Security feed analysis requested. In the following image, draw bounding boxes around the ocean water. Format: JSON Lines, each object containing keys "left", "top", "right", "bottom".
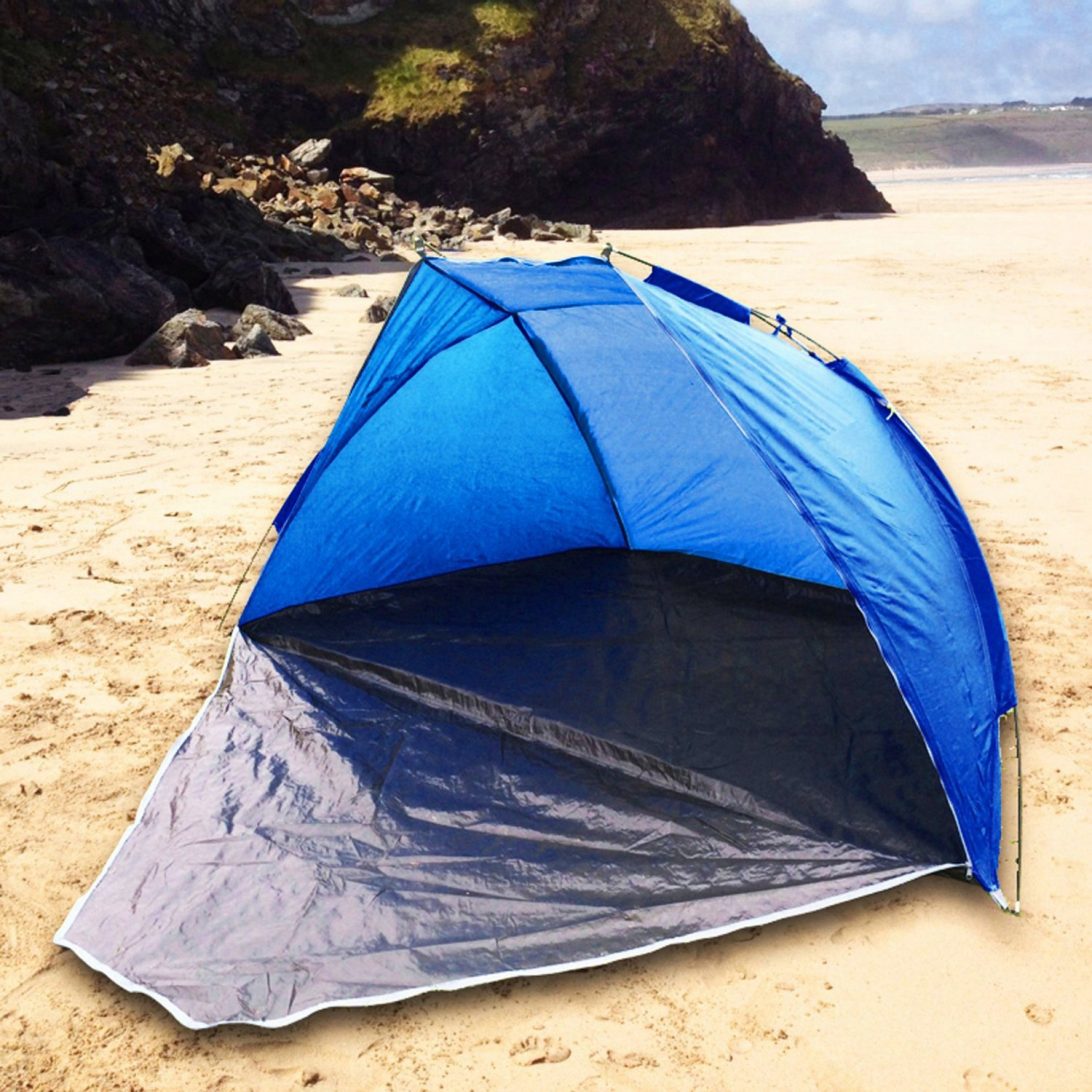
{"left": 873, "top": 164, "right": 1092, "bottom": 185}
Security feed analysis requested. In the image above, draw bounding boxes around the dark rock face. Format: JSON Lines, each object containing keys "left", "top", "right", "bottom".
{"left": 0, "top": 89, "right": 40, "bottom": 212}
{"left": 194, "top": 257, "right": 297, "bottom": 315}
{"left": 0, "top": 230, "right": 176, "bottom": 367}
{"left": 82, "top": 0, "right": 301, "bottom": 56}
{"left": 331, "top": 0, "right": 889, "bottom": 227}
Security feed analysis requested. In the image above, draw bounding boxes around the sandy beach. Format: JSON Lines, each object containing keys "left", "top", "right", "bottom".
{"left": 2, "top": 169, "right": 1090, "bottom": 1090}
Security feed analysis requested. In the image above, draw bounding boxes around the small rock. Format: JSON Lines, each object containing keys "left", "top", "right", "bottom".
{"left": 287, "top": 137, "right": 332, "bottom": 169}
{"left": 308, "top": 266, "right": 332, "bottom": 276}
{"left": 550, "top": 221, "right": 597, "bottom": 242}
{"left": 334, "top": 283, "right": 369, "bottom": 298}
{"left": 465, "top": 222, "right": 495, "bottom": 242}
{"left": 212, "top": 176, "right": 259, "bottom": 200}
{"left": 305, "top": 168, "right": 330, "bottom": 185}
{"left": 531, "top": 230, "right": 565, "bottom": 242}
{"left": 497, "top": 214, "right": 533, "bottom": 240}
{"left": 126, "top": 309, "right": 234, "bottom": 368}
{"left": 301, "top": 1071, "right": 321, "bottom": 1087}
{"left": 234, "top": 325, "right": 279, "bottom": 358}
{"left": 43, "top": 406, "right": 71, "bottom": 417}
{"left": 365, "top": 295, "right": 396, "bottom": 322}
{"left": 229, "top": 304, "right": 311, "bottom": 342}
{"left": 340, "top": 166, "right": 394, "bottom": 189}
{"left": 313, "top": 185, "right": 342, "bottom": 211}
{"left": 153, "top": 143, "right": 199, "bottom": 184}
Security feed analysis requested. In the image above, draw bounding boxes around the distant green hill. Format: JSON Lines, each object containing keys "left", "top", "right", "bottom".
{"left": 826, "top": 109, "right": 1092, "bottom": 171}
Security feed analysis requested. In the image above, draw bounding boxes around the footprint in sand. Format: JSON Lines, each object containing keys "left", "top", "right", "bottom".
{"left": 605, "top": 1049, "right": 659, "bottom": 1069}
{"left": 963, "top": 1068, "right": 1017, "bottom": 1091}
{"left": 1024, "top": 1002, "right": 1054, "bottom": 1025}
{"left": 509, "top": 1036, "right": 571, "bottom": 1066}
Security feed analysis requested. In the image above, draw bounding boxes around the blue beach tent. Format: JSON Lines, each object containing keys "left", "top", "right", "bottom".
{"left": 56, "top": 255, "right": 1016, "bottom": 1028}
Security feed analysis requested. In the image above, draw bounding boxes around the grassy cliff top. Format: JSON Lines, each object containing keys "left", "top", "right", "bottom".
{"left": 208, "top": 0, "right": 746, "bottom": 123}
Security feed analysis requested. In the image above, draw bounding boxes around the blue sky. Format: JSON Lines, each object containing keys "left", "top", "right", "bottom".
{"left": 733, "top": 0, "right": 1092, "bottom": 114}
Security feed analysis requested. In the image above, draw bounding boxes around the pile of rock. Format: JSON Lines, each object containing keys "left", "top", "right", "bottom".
{"left": 166, "top": 138, "right": 597, "bottom": 258}
{"left": 123, "top": 305, "right": 311, "bottom": 368}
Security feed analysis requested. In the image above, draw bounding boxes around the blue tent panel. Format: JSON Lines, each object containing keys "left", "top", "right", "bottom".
{"left": 275, "top": 261, "right": 505, "bottom": 531}
{"left": 521, "top": 303, "right": 843, "bottom": 587}
{"left": 244, "top": 316, "right": 624, "bottom": 621}
{"left": 625, "top": 271, "right": 1013, "bottom": 889}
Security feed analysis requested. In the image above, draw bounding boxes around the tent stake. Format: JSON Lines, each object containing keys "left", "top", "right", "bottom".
{"left": 218, "top": 522, "right": 273, "bottom": 631}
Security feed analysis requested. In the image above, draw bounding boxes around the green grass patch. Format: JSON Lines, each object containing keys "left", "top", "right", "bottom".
{"left": 473, "top": 2, "right": 536, "bottom": 42}
{"left": 366, "top": 46, "right": 474, "bottom": 122}
{"left": 207, "top": 0, "right": 538, "bottom": 123}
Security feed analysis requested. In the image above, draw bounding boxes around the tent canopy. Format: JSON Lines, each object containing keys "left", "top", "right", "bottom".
{"left": 56, "top": 256, "right": 1015, "bottom": 1028}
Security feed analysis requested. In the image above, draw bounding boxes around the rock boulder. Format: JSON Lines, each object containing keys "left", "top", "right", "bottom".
{"left": 125, "top": 309, "right": 235, "bottom": 367}
{"left": 228, "top": 304, "right": 311, "bottom": 342}
{"left": 195, "top": 258, "right": 297, "bottom": 314}
{"left": 0, "top": 230, "right": 176, "bottom": 367}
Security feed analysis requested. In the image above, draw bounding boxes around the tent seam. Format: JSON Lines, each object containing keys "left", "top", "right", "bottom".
{"left": 511, "top": 313, "right": 632, "bottom": 549}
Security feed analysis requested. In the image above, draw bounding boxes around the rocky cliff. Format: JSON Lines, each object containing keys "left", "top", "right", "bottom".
{"left": 2, "top": 0, "right": 887, "bottom": 227}
{"left": 1, "top": 0, "right": 888, "bottom": 366}
{"left": 319, "top": 0, "right": 889, "bottom": 226}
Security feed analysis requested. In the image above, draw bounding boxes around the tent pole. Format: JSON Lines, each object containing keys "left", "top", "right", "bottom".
{"left": 218, "top": 522, "right": 274, "bottom": 631}
{"left": 601, "top": 242, "right": 654, "bottom": 269}
{"left": 1013, "top": 707, "right": 1024, "bottom": 915}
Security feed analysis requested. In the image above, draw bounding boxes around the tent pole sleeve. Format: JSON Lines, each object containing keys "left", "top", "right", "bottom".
{"left": 512, "top": 315, "right": 631, "bottom": 549}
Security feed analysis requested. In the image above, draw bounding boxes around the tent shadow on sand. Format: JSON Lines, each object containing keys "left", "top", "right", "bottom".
{"left": 55, "top": 254, "right": 1017, "bottom": 1028}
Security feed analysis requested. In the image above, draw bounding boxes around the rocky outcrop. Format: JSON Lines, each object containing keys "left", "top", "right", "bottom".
{"left": 326, "top": 0, "right": 889, "bottom": 226}
{"left": 4, "top": 1, "right": 884, "bottom": 231}
{"left": 193, "top": 257, "right": 296, "bottom": 315}
{"left": 0, "top": 230, "right": 176, "bottom": 367}
{"left": 0, "top": 0, "right": 887, "bottom": 369}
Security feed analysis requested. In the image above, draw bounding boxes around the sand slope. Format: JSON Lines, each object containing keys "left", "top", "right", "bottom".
{"left": 1, "top": 174, "right": 1090, "bottom": 1090}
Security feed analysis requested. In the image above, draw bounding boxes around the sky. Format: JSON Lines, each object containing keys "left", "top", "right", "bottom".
{"left": 733, "top": 0, "right": 1092, "bottom": 115}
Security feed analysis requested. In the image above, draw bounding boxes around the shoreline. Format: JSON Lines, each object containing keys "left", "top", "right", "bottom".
{"left": 866, "top": 162, "right": 1092, "bottom": 184}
